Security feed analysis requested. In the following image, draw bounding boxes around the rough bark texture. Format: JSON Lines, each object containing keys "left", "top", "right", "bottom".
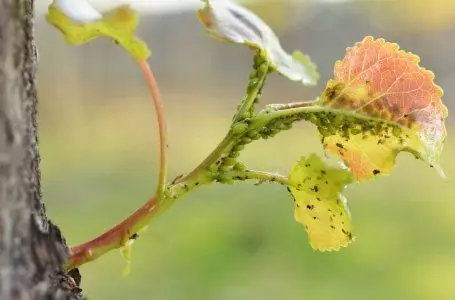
{"left": 0, "top": 0, "right": 82, "bottom": 299}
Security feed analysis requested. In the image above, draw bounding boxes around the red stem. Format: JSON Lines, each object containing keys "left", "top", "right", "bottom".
{"left": 138, "top": 59, "right": 168, "bottom": 195}
{"left": 68, "top": 196, "right": 159, "bottom": 269}
{"left": 67, "top": 59, "right": 169, "bottom": 269}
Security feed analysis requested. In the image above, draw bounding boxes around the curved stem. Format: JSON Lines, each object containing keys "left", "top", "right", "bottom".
{"left": 68, "top": 60, "right": 169, "bottom": 269}
{"left": 138, "top": 59, "right": 168, "bottom": 196}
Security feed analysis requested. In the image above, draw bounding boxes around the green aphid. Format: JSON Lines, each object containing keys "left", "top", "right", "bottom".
{"left": 233, "top": 163, "right": 246, "bottom": 171}
{"left": 232, "top": 122, "right": 249, "bottom": 135}
{"left": 223, "top": 158, "right": 237, "bottom": 166}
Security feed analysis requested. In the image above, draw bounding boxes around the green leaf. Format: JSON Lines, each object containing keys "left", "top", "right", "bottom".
{"left": 288, "top": 154, "right": 354, "bottom": 251}
{"left": 198, "top": 0, "right": 319, "bottom": 86}
{"left": 305, "top": 37, "right": 447, "bottom": 180}
{"left": 46, "top": 4, "right": 151, "bottom": 60}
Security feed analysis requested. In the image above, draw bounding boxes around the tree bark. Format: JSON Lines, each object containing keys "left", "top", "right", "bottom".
{"left": 0, "top": 0, "right": 82, "bottom": 298}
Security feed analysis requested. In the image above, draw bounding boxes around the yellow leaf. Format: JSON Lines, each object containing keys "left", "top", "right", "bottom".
{"left": 46, "top": 3, "right": 151, "bottom": 60}
{"left": 288, "top": 154, "right": 354, "bottom": 251}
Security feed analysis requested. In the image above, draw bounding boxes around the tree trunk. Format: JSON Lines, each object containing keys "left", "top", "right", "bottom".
{"left": 0, "top": 0, "right": 82, "bottom": 298}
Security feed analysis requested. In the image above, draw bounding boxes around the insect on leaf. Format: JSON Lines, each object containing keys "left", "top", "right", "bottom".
{"left": 288, "top": 154, "right": 354, "bottom": 251}
{"left": 46, "top": 3, "right": 151, "bottom": 60}
{"left": 198, "top": 0, "right": 319, "bottom": 86}
{"left": 308, "top": 36, "right": 447, "bottom": 180}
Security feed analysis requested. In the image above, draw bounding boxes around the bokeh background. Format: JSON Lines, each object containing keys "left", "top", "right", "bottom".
{"left": 35, "top": 0, "right": 454, "bottom": 299}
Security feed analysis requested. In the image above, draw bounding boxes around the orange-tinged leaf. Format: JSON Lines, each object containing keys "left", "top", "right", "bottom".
{"left": 316, "top": 36, "right": 447, "bottom": 180}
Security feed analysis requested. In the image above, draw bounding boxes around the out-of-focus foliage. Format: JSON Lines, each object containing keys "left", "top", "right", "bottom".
{"left": 242, "top": 0, "right": 310, "bottom": 32}
{"left": 360, "top": 0, "right": 455, "bottom": 32}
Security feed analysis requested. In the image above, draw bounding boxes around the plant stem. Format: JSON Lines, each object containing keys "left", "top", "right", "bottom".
{"left": 67, "top": 171, "right": 211, "bottom": 270}
{"left": 253, "top": 103, "right": 387, "bottom": 130}
{"left": 67, "top": 100, "right": 326, "bottom": 269}
{"left": 68, "top": 196, "right": 159, "bottom": 269}
{"left": 176, "top": 133, "right": 235, "bottom": 184}
{"left": 68, "top": 60, "right": 170, "bottom": 270}
{"left": 254, "top": 103, "right": 320, "bottom": 125}
{"left": 138, "top": 59, "right": 168, "bottom": 196}
{"left": 66, "top": 168, "right": 290, "bottom": 269}
{"left": 233, "top": 56, "right": 269, "bottom": 122}
{"left": 264, "top": 100, "right": 319, "bottom": 111}
{"left": 176, "top": 57, "right": 270, "bottom": 185}
{"left": 66, "top": 58, "right": 274, "bottom": 270}
{"left": 232, "top": 170, "right": 290, "bottom": 186}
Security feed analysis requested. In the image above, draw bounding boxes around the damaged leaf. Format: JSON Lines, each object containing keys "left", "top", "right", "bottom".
{"left": 288, "top": 154, "right": 354, "bottom": 251}
{"left": 307, "top": 37, "right": 447, "bottom": 180}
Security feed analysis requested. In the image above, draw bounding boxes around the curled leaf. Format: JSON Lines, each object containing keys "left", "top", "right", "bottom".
{"left": 198, "top": 0, "right": 319, "bottom": 86}
{"left": 46, "top": 3, "right": 151, "bottom": 60}
{"left": 288, "top": 154, "right": 354, "bottom": 251}
{"left": 309, "top": 36, "right": 447, "bottom": 180}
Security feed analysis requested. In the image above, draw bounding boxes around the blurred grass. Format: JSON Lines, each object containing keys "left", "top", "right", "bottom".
{"left": 40, "top": 96, "right": 455, "bottom": 300}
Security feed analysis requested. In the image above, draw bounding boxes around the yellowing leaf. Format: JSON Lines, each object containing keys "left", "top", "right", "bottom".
{"left": 198, "top": 0, "right": 319, "bottom": 86}
{"left": 46, "top": 3, "right": 151, "bottom": 60}
{"left": 288, "top": 154, "right": 354, "bottom": 251}
{"left": 310, "top": 36, "right": 447, "bottom": 180}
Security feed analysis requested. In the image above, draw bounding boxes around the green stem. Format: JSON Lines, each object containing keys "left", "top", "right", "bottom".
{"left": 67, "top": 55, "right": 273, "bottom": 270}
{"left": 263, "top": 100, "right": 320, "bottom": 111}
{"left": 176, "top": 56, "right": 270, "bottom": 185}
{"left": 253, "top": 103, "right": 320, "bottom": 127}
{"left": 176, "top": 133, "right": 235, "bottom": 184}
{"left": 67, "top": 168, "right": 292, "bottom": 269}
{"left": 232, "top": 170, "right": 290, "bottom": 186}
{"left": 233, "top": 54, "right": 269, "bottom": 122}
{"left": 252, "top": 102, "right": 388, "bottom": 130}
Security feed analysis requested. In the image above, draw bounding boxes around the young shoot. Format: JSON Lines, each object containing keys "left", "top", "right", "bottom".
{"left": 46, "top": 0, "right": 447, "bottom": 271}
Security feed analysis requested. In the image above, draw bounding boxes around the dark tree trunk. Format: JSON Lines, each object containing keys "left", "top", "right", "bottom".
{"left": 0, "top": 0, "right": 82, "bottom": 298}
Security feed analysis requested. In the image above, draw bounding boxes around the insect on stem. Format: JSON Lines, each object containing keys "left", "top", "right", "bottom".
{"left": 138, "top": 59, "right": 168, "bottom": 196}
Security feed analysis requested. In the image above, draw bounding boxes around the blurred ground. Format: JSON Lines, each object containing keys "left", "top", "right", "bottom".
{"left": 36, "top": 1, "right": 455, "bottom": 299}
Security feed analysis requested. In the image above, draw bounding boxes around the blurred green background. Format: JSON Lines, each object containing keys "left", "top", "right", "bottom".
{"left": 35, "top": 0, "right": 454, "bottom": 299}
